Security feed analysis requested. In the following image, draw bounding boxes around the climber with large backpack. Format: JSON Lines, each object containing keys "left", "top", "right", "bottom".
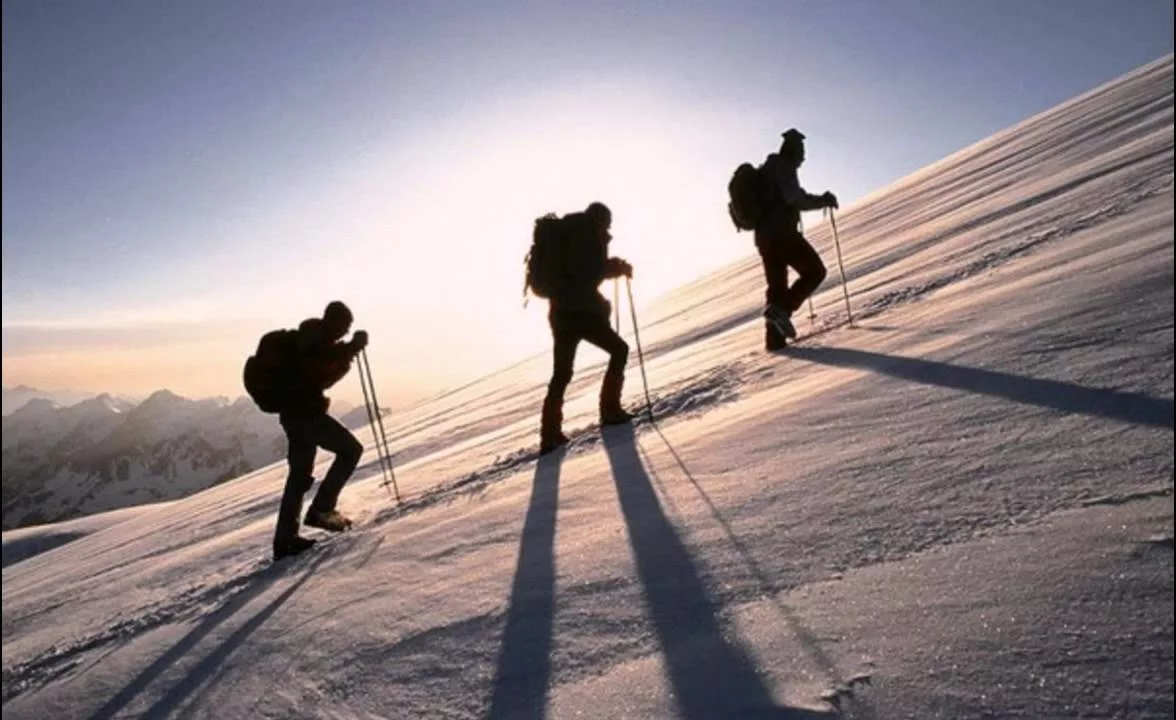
{"left": 524, "top": 201, "right": 635, "bottom": 455}
{"left": 728, "top": 128, "right": 839, "bottom": 350}
{"left": 243, "top": 300, "right": 369, "bottom": 560}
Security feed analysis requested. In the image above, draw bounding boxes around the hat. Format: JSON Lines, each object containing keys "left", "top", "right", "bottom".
{"left": 585, "top": 201, "right": 612, "bottom": 227}
{"left": 323, "top": 300, "right": 353, "bottom": 324}
{"left": 781, "top": 128, "right": 806, "bottom": 144}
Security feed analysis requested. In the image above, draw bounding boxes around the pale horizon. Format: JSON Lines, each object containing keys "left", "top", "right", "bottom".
{"left": 4, "top": 0, "right": 1173, "bottom": 408}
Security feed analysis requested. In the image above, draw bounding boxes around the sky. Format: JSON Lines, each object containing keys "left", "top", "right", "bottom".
{"left": 3, "top": 0, "right": 1173, "bottom": 408}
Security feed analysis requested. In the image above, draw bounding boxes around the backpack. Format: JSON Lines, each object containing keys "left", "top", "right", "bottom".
{"left": 727, "top": 159, "right": 773, "bottom": 231}
{"left": 523, "top": 213, "right": 569, "bottom": 302}
{"left": 242, "top": 329, "right": 300, "bottom": 413}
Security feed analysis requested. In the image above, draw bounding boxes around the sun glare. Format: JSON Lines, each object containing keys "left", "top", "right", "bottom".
{"left": 329, "top": 99, "right": 741, "bottom": 400}
{"left": 3, "top": 85, "right": 755, "bottom": 407}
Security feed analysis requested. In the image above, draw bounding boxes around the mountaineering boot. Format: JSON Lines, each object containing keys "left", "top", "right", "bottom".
{"left": 304, "top": 507, "right": 353, "bottom": 532}
{"left": 539, "top": 394, "right": 569, "bottom": 455}
{"left": 764, "top": 304, "right": 798, "bottom": 339}
{"left": 599, "top": 370, "right": 635, "bottom": 425}
{"left": 540, "top": 431, "right": 569, "bottom": 455}
{"left": 273, "top": 535, "right": 317, "bottom": 561}
{"left": 600, "top": 406, "right": 635, "bottom": 426}
{"left": 765, "top": 324, "right": 789, "bottom": 351}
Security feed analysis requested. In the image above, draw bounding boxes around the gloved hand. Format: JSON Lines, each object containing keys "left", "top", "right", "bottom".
{"left": 821, "top": 191, "right": 840, "bottom": 210}
{"left": 351, "top": 329, "right": 369, "bottom": 351}
{"left": 608, "top": 257, "right": 634, "bottom": 278}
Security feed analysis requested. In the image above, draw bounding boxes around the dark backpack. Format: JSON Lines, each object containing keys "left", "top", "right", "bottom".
{"left": 523, "top": 213, "right": 569, "bottom": 301}
{"left": 727, "top": 159, "right": 773, "bottom": 231}
{"left": 242, "top": 329, "right": 300, "bottom": 413}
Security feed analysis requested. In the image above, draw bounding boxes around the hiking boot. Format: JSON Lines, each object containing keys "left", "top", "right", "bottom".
{"left": 764, "top": 305, "right": 798, "bottom": 339}
{"left": 765, "top": 325, "right": 789, "bottom": 351}
{"left": 539, "top": 394, "right": 568, "bottom": 455}
{"left": 539, "top": 432, "right": 569, "bottom": 456}
{"left": 599, "top": 369, "right": 634, "bottom": 427}
{"left": 273, "top": 535, "right": 317, "bottom": 561}
{"left": 600, "top": 407, "right": 636, "bottom": 426}
{"left": 304, "top": 508, "right": 353, "bottom": 532}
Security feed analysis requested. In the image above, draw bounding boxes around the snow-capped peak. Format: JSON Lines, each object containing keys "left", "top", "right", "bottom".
{"left": 11, "top": 397, "right": 60, "bottom": 418}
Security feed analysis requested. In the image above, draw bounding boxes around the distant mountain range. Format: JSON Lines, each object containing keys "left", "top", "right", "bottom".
{"left": 2, "top": 385, "right": 128, "bottom": 416}
{"left": 1, "top": 386, "right": 375, "bottom": 531}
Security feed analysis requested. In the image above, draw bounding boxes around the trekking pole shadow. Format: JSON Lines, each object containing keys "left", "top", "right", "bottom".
{"left": 87, "top": 554, "right": 325, "bottom": 720}
{"left": 646, "top": 425, "right": 878, "bottom": 719}
{"left": 485, "top": 451, "right": 565, "bottom": 720}
{"left": 601, "top": 424, "right": 837, "bottom": 719}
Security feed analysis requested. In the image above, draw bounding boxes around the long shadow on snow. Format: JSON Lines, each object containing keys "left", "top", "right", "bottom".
{"left": 86, "top": 552, "right": 326, "bottom": 720}
{"left": 641, "top": 427, "right": 877, "bottom": 718}
{"left": 602, "top": 424, "right": 836, "bottom": 720}
{"left": 485, "top": 451, "right": 564, "bottom": 720}
{"left": 367, "top": 363, "right": 745, "bottom": 528}
{"left": 785, "top": 346, "right": 1173, "bottom": 430}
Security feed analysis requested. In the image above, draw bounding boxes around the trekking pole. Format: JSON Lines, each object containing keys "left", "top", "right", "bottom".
{"left": 362, "top": 347, "right": 400, "bottom": 504}
{"left": 800, "top": 216, "right": 816, "bottom": 326}
{"left": 359, "top": 348, "right": 401, "bottom": 504}
{"left": 357, "top": 352, "right": 394, "bottom": 498}
{"left": 826, "top": 208, "right": 854, "bottom": 326}
{"left": 357, "top": 351, "right": 395, "bottom": 500}
{"left": 624, "top": 276, "right": 654, "bottom": 423}
{"left": 615, "top": 280, "right": 622, "bottom": 332}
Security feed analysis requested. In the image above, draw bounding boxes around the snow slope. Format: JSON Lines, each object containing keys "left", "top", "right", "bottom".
{"left": 0, "top": 503, "right": 164, "bottom": 570}
{"left": 2, "top": 54, "right": 1172, "bottom": 720}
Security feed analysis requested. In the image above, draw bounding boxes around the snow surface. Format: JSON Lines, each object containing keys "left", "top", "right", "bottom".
{"left": 2, "top": 55, "right": 1173, "bottom": 719}
{"left": 1, "top": 504, "right": 164, "bottom": 570}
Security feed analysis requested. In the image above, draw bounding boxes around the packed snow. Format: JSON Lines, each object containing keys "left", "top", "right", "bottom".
{"left": 2, "top": 55, "right": 1172, "bottom": 719}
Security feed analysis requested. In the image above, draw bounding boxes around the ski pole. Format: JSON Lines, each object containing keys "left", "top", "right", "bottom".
{"left": 826, "top": 209, "right": 854, "bottom": 326}
{"left": 624, "top": 276, "right": 654, "bottom": 423}
{"left": 359, "top": 348, "right": 401, "bottom": 504}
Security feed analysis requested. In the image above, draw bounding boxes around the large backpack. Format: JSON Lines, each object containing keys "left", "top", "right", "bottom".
{"left": 727, "top": 158, "right": 774, "bottom": 231}
{"left": 523, "top": 213, "right": 569, "bottom": 302}
{"left": 242, "top": 329, "right": 300, "bottom": 413}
